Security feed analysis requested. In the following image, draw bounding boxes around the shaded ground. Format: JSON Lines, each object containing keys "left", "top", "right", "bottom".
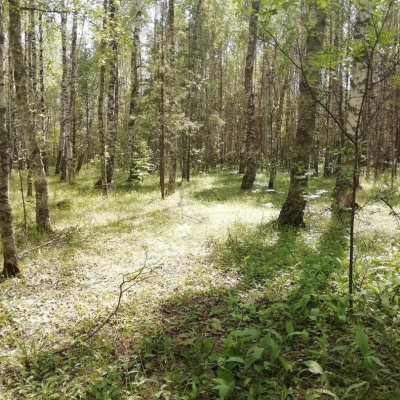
{"left": 1, "top": 170, "right": 400, "bottom": 399}
{"left": 1, "top": 172, "right": 278, "bottom": 365}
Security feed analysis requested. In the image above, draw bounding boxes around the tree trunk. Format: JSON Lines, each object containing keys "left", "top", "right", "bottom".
{"left": 159, "top": 5, "right": 166, "bottom": 199}
{"left": 278, "top": 0, "right": 326, "bottom": 227}
{"left": 166, "top": 0, "right": 177, "bottom": 195}
{"left": 9, "top": 0, "right": 52, "bottom": 232}
{"left": 105, "top": 0, "right": 119, "bottom": 184}
{"left": 98, "top": 0, "right": 108, "bottom": 195}
{"left": 0, "top": 2, "right": 19, "bottom": 277}
{"left": 58, "top": 4, "right": 68, "bottom": 179}
{"left": 64, "top": 2, "right": 78, "bottom": 184}
{"left": 332, "top": 0, "right": 369, "bottom": 211}
{"left": 127, "top": 0, "right": 143, "bottom": 181}
{"left": 38, "top": 13, "right": 48, "bottom": 175}
{"left": 241, "top": 0, "right": 260, "bottom": 189}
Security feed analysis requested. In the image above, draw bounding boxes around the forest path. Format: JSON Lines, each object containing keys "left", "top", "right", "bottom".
{"left": 1, "top": 173, "right": 279, "bottom": 361}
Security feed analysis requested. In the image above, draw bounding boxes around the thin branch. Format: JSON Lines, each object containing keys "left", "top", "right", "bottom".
{"left": 20, "top": 6, "right": 67, "bottom": 14}
{"left": 50, "top": 253, "right": 159, "bottom": 355}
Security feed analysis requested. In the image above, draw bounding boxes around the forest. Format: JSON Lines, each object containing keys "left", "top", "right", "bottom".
{"left": 1, "top": 0, "right": 400, "bottom": 398}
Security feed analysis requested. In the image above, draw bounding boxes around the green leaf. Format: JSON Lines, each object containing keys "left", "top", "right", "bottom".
{"left": 304, "top": 360, "right": 323, "bottom": 375}
{"left": 367, "top": 356, "right": 385, "bottom": 368}
{"left": 313, "top": 389, "right": 339, "bottom": 398}
{"left": 217, "top": 370, "right": 235, "bottom": 383}
{"left": 270, "top": 342, "right": 280, "bottom": 363}
{"left": 231, "top": 328, "right": 260, "bottom": 338}
{"left": 279, "top": 356, "right": 293, "bottom": 372}
{"left": 226, "top": 357, "right": 245, "bottom": 364}
{"left": 245, "top": 346, "right": 264, "bottom": 370}
{"left": 203, "top": 338, "right": 213, "bottom": 351}
{"left": 223, "top": 336, "right": 235, "bottom": 349}
{"left": 342, "top": 382, "right": 368, "bottom": 399}
{"left": 309, "top": 308, "right": 320, "bottom": 320}
{"left": 286, "top": 320, "right": 294, "bottom": 335}
{"left": 356, "top": 327, "right": 369, "bottom": 357}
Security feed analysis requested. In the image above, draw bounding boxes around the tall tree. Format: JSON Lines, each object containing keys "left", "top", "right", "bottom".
{"left": 57, "top": 2, "right": 68, "bottom": 179}
{"left": 241, "top": 0, "right": 260, "bottom": 189}
{"left": 9, "top": 0, "right": 52, "bottom": 231}
{"left": 64, "top": 1, "right": 78, "bottom": 183}
{"left": 99, "top": 0, "right": 108, "bottom": 195}
{"left": 0, "top": 1, "right": 19, "bottom": 277}
{"left": 127, "top": 0, "right": 143, "bottom": 181}
{"left": 105, "top": 0, "right": 119, "bottom": 184}
{"left": 166, "top": 0, "right": 177, "bottom": 194}
{"left": 332, "top": 0, "right": 370, "bottom": 211}
{"left": 278, "top": 0, "right": 326, "bottom": 227}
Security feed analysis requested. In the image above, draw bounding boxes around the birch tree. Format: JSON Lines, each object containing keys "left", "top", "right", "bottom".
{"left": 127, "top": 0, "right": 143, "bottom": 181}
{"left": 241, "top": 0, "right": 260, "bottom": 189}
{"left": 105, "top": 0, "right": 119, "bottom": 184}
{"left": 0, "top": 1, "right": 19, "bottom": 277}
{"left": 9, "top": 0, "right": 52, "bottom": 232}
{"left": 57, "top": 2, "right": 68, "bottom": 179}
{"left": 64, "top": 1, "right": 78, "bottom": 183}
{"left": 332, "top": 0, "right": 370, "bottom": 211}
{"left": 278, "top": 0, "right": 326, "bottom": 227}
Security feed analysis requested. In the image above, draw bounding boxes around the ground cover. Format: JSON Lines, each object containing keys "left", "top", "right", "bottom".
{"left": 1, "top": 169, "right": 400, "bottom": 399}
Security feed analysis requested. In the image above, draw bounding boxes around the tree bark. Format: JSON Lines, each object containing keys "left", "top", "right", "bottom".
{"left": 127, "top": 0, "right": 143, "bottom": 181}
{"left": 241, "top": 0, "right": 260, "bottom": 189}
{"left": 57, "top": 3, "right": 68, "bottom": 179}
{"left": 64, "top": 1, "right": 78, "bottom": 183}
{"left": 38, "top": 12, "right": 48, "bottom": 175}
{"left": 332, "top": 0, "right": 370, "bottom": 211}
{"left": 0, "top": 1, "right": 19, "bottom": 277}
{"left": 278, "top": 0, "right": 326, "bottom": 227}
{"left": 166, "top": 0, "right": 177, "bottom": 194}
{"left": 105, "top": 0, "right": 119, "bottom": 184}
{"left": 98, "top": 0, "right": 108, "bottom": 195}
{"left": 9, "top": 0, "right": 52, "bottom": 232}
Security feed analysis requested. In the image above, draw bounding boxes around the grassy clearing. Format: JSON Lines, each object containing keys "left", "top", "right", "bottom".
{"left": 1, "top": 168, "right": 400, "bottom": 399}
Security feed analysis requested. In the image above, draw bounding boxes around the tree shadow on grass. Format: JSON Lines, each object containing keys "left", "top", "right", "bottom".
{"left": 4, "top": 217, "right": 398, "bottom": 399}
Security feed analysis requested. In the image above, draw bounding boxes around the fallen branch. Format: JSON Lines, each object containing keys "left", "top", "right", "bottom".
{"left": 18, "top": 227, "right": 83, "bottom": 258}
{"left": 381, "top": 196, "right": 400, "bottom": 226}
{"left": 50, "top": 253, "right": 159, "bottom": 355}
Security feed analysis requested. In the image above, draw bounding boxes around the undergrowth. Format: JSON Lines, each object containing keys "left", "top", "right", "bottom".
{"left": 1, "top": 169, "right": 400, "bottom": 399}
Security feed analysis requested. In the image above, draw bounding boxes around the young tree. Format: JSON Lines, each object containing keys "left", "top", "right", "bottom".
{"left": 9, "top": 0, "right": 52, "bottom": 232}
{"left": 241, "top": 0, "right": 260, "bottom": 190}
{"left": 0, "top": 1, "right": 19, "bottom": 277}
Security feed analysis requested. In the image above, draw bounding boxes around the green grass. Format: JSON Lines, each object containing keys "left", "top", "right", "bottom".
{"left": 1, "top": 168, "right": 400, "bottom": 399}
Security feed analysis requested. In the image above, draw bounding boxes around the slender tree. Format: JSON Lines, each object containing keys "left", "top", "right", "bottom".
{"left": 57, "top": 2, "right": 68, "bottom": 179}
{"left": 9, "top": 0, "right": 52, "bottom": 232}
{"left": 99, "top": 0, "right": 108, "bottom": 195}
{"left": 127, "top": 0, "right": 143, "bottom": 181}
{"left": 241, "top": 0, "right": 260, "bottom": 189}
{"left": 105, "top": 0, "right": 119, "bottom": 184}
{"left": 0, "top": 1, "right": 19, "bottom": 277}
{"left": 166, "top": 0, "right": 177, "bottom": 194}
{"left": 64, "top": 1, "right": 78, "bottom": 183}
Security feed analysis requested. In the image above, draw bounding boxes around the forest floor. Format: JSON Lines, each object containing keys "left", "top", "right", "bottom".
{"left": 1, "top": 169, "right": 400, "bottom": 399}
